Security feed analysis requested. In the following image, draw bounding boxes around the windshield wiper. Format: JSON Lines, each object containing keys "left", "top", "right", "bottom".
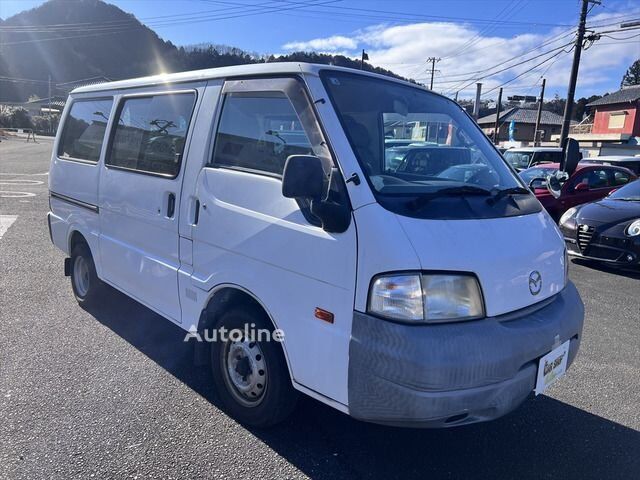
{"left": 613, "top": 197, "right": 640, "bottom": 202}
{"left": 407, "top": 186, "right": 492, "bottom": 211}
{"left": 486, "top": 186, "right": 531, "bottom": 206}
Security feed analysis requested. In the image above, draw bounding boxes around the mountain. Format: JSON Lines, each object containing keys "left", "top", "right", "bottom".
{"left": 0, "top": 0, "right": 410, "bottom": 102}
{"left": 0, "top": 0, "right": 182, "bottom": 101}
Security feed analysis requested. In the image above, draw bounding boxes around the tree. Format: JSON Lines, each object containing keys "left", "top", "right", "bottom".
{"left": 10, "top": 108, "right": 32, "bottom": 128}
{"left": 575, "top": 95, "right": 603, "bottom": 121}
{"left": 621, "top": 59, "right": 640, "bottom": 87}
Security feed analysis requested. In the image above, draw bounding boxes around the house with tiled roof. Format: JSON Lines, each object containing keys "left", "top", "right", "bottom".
{"left": 476, "top": 107, "right": 566, "bottom": 143}
{"left": 559, "top": 85, "right": 640, "bottom": 156}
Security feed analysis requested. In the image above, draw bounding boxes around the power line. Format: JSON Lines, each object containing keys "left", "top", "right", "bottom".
{"left": 431, "top": 28, "right": 576, "bottom": 83}
{"left": 442, "top": 40, "right": 574, "bottom": 96}
{"left": 0, "top": 0, "right": 341, "bottom": 44}
{"left": 480, "top": 48, "right": 570, "bottom": 97}
{"left": 442, "top": 0, "right": 527, "bottom": 60}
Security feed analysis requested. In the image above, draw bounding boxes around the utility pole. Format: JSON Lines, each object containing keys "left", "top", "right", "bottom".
{"left": 493, "top": 88, "right": 503, "bottom": 144}
{"left": 533, "top": 78, "right": 546, "bottom": 146}
{"left": 473, "top": 83, "right": 482, "bottom": 119}
{"left": 360, "top": 49, "right": 369, "bottom": 70}
{"left": 427, "top": 57, "right": 441, "bottom": 90}
{"left": 454, "top": 91, "right": 459, "bottom": 102}
{"left": 48, "top": 75, "right": 52, "bottom": 135}
{"left": 559, "top": 0, "right": 600, "bottom": 144}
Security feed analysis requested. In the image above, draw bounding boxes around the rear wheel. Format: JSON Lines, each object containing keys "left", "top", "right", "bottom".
{"left": 210, "top": 306, "right": 298, "bottom": 427}
{"left": 70, "top": 242, "right": 103, "bottom": 306}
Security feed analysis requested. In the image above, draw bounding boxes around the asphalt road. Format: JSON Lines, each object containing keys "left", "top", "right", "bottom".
{"left": 1, "top": 136, "right": 639, "bottom": 479}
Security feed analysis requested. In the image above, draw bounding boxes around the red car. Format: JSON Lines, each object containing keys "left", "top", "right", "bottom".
{"left": 519, "top": 163, "right": 637, "bottom": 220}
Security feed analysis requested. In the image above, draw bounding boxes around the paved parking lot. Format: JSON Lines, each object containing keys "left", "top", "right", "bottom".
{"left": 1, "top": 136, "right": 639, "bottom": 479}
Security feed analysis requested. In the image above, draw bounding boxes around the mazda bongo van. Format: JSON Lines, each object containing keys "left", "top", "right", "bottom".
{"left": 48, "top": 63, "right": 584, "bottom": 428}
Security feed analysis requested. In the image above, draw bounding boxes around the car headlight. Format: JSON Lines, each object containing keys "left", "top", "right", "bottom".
{"left": 368, "top": 273, "right": 485, "bottom": 323}
{"left": 627, "top": 219, "right": 640, "bottom": 237}
{"left": 560, "top": 207, "right": 578, "bottom": 226}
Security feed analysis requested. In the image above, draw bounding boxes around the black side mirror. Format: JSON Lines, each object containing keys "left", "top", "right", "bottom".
{"left": 560, "top": 137, "right": 580, "bottom": 176}
{"left": 282, "top": 155, "right": 326, "bottom": 200}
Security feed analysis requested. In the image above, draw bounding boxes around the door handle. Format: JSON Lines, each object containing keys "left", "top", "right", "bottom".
{"left": 167, "top": 193, "right": 176, "bottom": 218}
{"left": 193, "top": 199, "right": 200, "bottom": 225}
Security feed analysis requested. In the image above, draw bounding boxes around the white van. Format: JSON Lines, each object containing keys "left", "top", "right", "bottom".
{"left": 48, "top": 63, "right": 584, "bottom": 428}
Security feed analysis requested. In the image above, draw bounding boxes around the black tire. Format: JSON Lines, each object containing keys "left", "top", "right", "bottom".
{"left": 210, "top": 305, "right": 298, "bottom": 427}
{"left": 70, "top": 242, "right": 104, "bottom": 306}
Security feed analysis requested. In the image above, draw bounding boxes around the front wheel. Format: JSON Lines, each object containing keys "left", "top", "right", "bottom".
{"left": 210, "top": 306, "right": 298, "bottom": 427}
{"left": 70, "top": 243, "right": 104, "bottom": 306}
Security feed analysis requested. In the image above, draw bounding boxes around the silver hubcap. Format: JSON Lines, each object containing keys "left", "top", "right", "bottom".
{"left": 221, "top": 335, "right": 268, "bottom": 407}
{"left": 73, "top": 255, "right": 90, "bottom": 297}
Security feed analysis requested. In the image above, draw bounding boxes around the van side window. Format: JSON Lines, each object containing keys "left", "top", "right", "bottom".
{"left": 58, "top": 98, "right": 113, "bottom": 163}
{"left": 212, "top": 92, "right": 314, "bottom": 176}
{"left": 107, "top": 93, "right": 195, "bottom": 177}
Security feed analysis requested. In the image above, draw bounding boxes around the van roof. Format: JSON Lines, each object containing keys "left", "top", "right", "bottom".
{"left": 587, "top": 156, "right": 640, "bottom": 162}
{"left": 71, "top": 62, "right": 432, "bottom": 95}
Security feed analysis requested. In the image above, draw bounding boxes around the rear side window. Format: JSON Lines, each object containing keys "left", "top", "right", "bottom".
{"left": 58, "top": 98, "right": 113, "bottom": 163}
{"left": 212, "top": 92, "right": 314, "bottom": 176}
{"left": 107, "top": 92, "right": 196, "bottom": 177}
{"left": 612, "top": 170, "right": 631, "bottom": 186}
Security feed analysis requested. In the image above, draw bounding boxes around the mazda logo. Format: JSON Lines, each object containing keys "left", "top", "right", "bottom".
{"left": 529, "top": 271, "right": 542, "bottom": 296}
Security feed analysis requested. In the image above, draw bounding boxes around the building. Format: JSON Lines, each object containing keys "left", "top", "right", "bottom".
{"left": 559, "top": 84, "right": 640, "bottom": 157}
{"left": 476, "top": 107, "right": 565, "bottom": 144}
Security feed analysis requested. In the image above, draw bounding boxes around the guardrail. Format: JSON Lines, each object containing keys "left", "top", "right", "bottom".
{"left": 0, "top": 128, "right": 38, "bottom": 143}
{"left": 569, "top": 123, "right": 593, "bottom": 134}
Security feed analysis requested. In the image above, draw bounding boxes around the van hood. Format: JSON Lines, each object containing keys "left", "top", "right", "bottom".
{"left": 395, "top": 212, "right": 566, "bottom": 317}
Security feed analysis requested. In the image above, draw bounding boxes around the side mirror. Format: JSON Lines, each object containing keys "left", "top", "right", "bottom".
{"left": 282, "top": 155, "right": 326, "bottom": 200}
{"left": 547, "top": 171, "right": 569, "bottom": 199}
{"left": 575, "top": 182, "right": 589, "bottom": 192}
{"left": 560, "top": 137, "right": 580, "bottom": 176}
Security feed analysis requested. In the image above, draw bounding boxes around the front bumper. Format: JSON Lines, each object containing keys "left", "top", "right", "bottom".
{"left": 348, "top": 282, "right": 584, "bottom": 428}
{"left": 561, "top": 222, "right": 640, "bottom": 265}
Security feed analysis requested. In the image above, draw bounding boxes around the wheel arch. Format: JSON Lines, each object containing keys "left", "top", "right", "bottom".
{"left": 197, "top": 284, "right": 294, "bottom": 379}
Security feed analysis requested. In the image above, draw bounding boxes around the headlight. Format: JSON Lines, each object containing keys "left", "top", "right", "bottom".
{"left": 560, "top": 207, "right": 578, "bottom": 226}
{"left": 368, "top": 274, "right": 423, "bottom": 322}
{"left": 368, "top": 273, "right": 485, "bottom": 323}
{"left": 627, "top": 219, "right": 640, "bottom": 237}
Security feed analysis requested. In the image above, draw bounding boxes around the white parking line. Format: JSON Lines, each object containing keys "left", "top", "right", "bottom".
{"left": 0, "top": 215, "right": 18, "bottom": 240}
{"left": 0, "top": 179, "right": 44, "bottom": 186}
{"left": 0, "top": 172, "right": 49, "bottom": 176}
{"left": 0, "top": 191, "right": 36, "bottom": 198}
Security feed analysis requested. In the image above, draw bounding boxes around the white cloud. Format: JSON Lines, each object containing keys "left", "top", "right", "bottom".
{"left": 283, "top": 35, "right": 358, "bottom": 52}
{"left": 281, "top": 8, "right": 640, "bottom": 99}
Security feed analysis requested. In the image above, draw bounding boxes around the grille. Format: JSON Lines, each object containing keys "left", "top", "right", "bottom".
{"left": 577, "top": 224, "right": 595, "bottom": 252}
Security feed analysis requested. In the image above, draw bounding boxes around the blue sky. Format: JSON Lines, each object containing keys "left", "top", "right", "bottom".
{"left": 2, "top": 0, "right": 639, "bottom": 99}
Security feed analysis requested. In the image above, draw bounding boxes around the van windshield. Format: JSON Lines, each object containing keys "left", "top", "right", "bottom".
{"left": 321, "top": 71, "right": 539, "bottom": 219}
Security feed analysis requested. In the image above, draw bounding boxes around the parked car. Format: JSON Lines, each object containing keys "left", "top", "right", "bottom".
{"left": 580, "top": 155, "right": 640, "bottom": 175}
{"left": 48, "top": 63, "right": 583, "bottom": 429}
{"left": 521, "top": 162, "right": 637, "bottom": 220}
{"left": 503, "top": 147, "right": 569, "bottom": 172}
{"left": 437, "top": 163, "right": 497, "bottom": 184}
{"left": 559, "top": 179, "right": 640, "bottom": 267}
